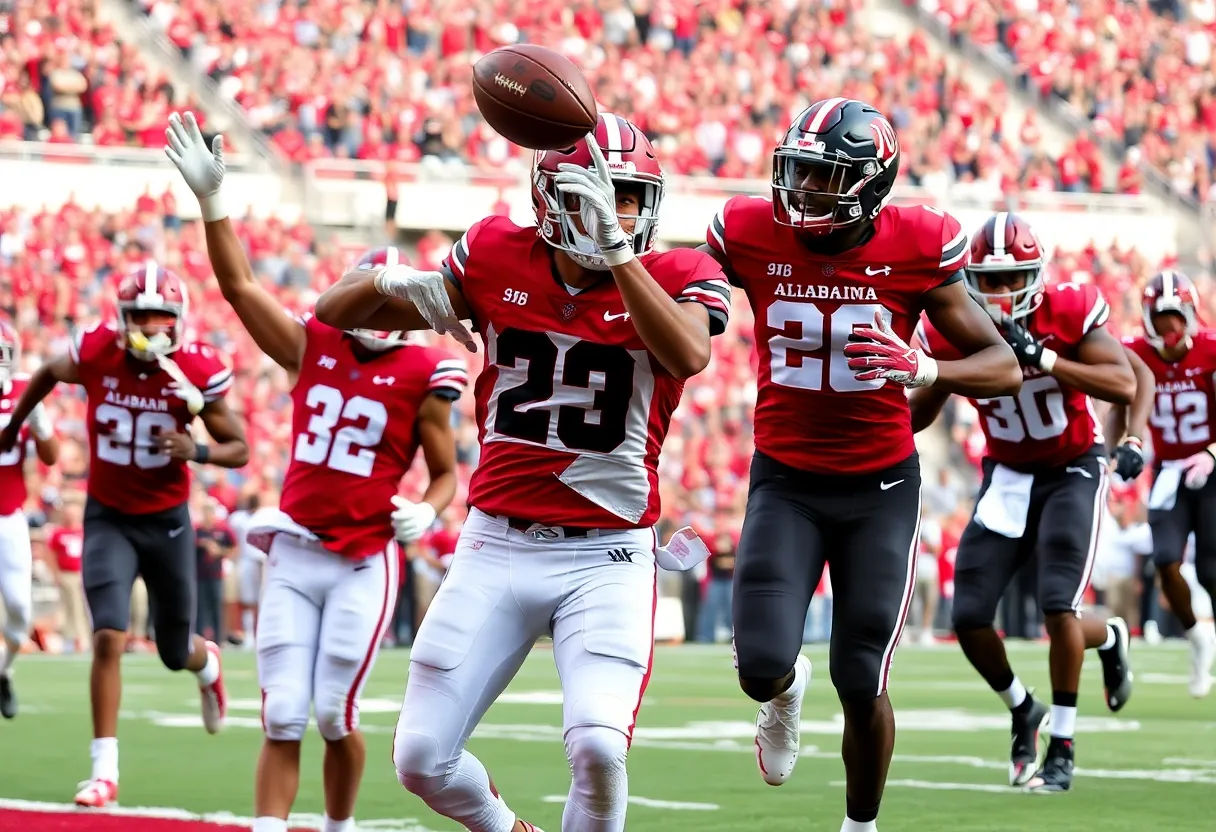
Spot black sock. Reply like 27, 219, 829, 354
846, 798, 879, 824
1052, 691, 1078, 708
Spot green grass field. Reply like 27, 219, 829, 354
2, 641, 1214, 831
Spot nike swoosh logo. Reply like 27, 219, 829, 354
168, 527, 184, 538
880, 479, 905, 490
865, 266, 891, 276
1065, 466, 1093, 478
603, 311, 630, 322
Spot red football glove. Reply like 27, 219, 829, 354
843, 310, 938, 388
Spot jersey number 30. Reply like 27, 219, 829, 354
294, 384, 388, 477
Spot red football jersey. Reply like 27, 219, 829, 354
919, 281, 1109, 471
0, 375, 33, 515
1124, 330, 1216, 461
279, 315, 468, 558
49, 525, 85, 572
445, 215, 730, 529
707, 197, 968, 474
70, 324, 233, 514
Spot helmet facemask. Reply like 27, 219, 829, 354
964, 262, 1045, 321
119, 306, 185, 361
1144, 299, 1198, 352
534, 164, 663, 271
772, 147, 891, 236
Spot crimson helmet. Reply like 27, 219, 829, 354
116, 261, 189, 360
964, 212, 1047, 320
347, 246, 408, 350
0, 318, 17, 385
1143, 270, 1200, 351
532, 113, 665, 271
772, 98, 900, 238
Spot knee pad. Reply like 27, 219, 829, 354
394, 730, 450, 795
314, 689, 353, 743
738, 675, 787, 703
262, 689, 310, 742
565, 726, 628, 817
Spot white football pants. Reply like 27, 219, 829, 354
393, 508, 658, 832
0, 510, 33, 648
256, 533, 399, 742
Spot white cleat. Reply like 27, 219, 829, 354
199, 640, 227, 734
754, 654, 811, 786
1188, 622, 1215, 699
74, 778, 118, 808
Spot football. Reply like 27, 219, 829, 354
471, 44, 598, 150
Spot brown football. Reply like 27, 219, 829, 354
471, 44, 598, 150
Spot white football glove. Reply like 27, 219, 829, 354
168, 380, 205, 416
1183, 449, 1216, 490
28, 402, 53, 441
373, 264, 478, 353
554, 135, 634, 267
391, 496, 437, 544
164, 110, 227, 222
654, 526, 712, 572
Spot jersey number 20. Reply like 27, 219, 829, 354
294, 384, 388, 477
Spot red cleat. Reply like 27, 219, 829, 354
199, 640, 227, 734
74, 778, 118, 808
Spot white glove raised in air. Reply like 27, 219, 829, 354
27, 402, 53, 441
391, 496, 437, 544
373, 263, 478, 353
654, 526, 712, 572
553, 134, 634, 267
164, 110, 227, 222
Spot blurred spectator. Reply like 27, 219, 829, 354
195, 499, 234, 643
696, 523, 735, 643
46, 490, 88, 653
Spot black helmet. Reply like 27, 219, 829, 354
772, 98, 900, 239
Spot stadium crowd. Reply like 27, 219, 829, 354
0, 191, 1208, 652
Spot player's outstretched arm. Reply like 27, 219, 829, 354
0, 353, 78, 453
314, 265, 477, 353
415, 394, 459, 516
177, 398, 250, 469
1009, 320, 1135, 405
922, 280, 1022, 397
164, 111, 306, 373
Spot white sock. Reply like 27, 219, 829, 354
1, 635, 19, 675
252, 819, 288, 832
774, 658, 808, 704
195, 647, 219, 687
998, 677, 1027, 710
842, 818, 878, 831
1050, 705, 1077, 739
323, 816, 355, 832
90, 737, 119, 783
1187, 621, 1216, 646
1099, 625, 1116, 651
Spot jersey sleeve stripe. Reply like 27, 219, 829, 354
707, 210, 727, 254
939, 230, 968, 269
678, 287, 731, 315
202, 369, 234, 399
681, 278, 731, 303
1083, 295, 1110, 333
676, 297, 729, 336
450, 233, 471, 280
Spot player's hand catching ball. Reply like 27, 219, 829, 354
164, 111, 227, 222
843, 310, 938, 388
161, 431, 197, 461
553, 134, 633, 267
1111, 436, 1145, 482
390, 496, 437, 543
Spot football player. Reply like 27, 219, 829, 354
165, 111, 467, 832
0, 318, 60, 718
1118, 270, 1216, 698
696, 99, 1022, 832
911, 211, 1145, 792
315, 114, 721, 832
0, 263, 249, 808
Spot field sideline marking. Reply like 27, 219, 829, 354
0, 799, 443, 832
831, 779, 1017, 795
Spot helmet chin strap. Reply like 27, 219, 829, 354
566, 222, 613, 272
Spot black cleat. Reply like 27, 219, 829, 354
1025, 737, 1075, 793
1009, 695, 1050, 786
0, 674, 16, 719
1098, 617, 1133, 712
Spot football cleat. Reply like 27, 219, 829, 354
1188, 622, 1215, 699
0, 674, 16, 719
754, 654, 812, 786
1009, 695, 1050, 787
74, 778, 118, 808
199, 640, 227, 734
1098, 617, 1133, 712
1025, 737, 1075, 793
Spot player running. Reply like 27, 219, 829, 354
698, 98, 1021, 832
165, 110, 467, 832
1118, 270, 1216, 698
0, 262, 248, 807
911, 212, 1146, 792
0, 318, 60, 719
316, 114, 719, 832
